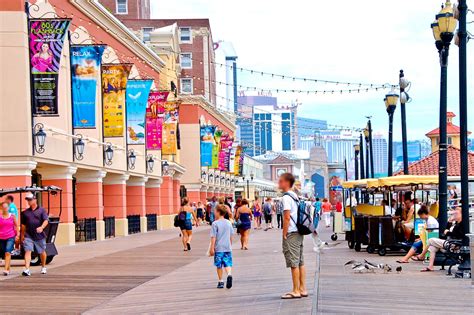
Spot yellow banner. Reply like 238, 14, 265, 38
162, 122, 177, 155
102, 64, 132, 137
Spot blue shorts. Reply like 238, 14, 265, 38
0, 237, 15, 254
23, 237, 46, 254
411, 240, 423, 252
214, 252, 232, 268
181, 220, 192, 231
313, 214, 320, 229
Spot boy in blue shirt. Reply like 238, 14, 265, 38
210, 205, 234, 289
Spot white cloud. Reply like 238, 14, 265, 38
151, 0, 474, 141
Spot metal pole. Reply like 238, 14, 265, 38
400, 70, 409, 174
246, 179, 250, 200
360, 134, 365, 180
388, 112, 394, 176
368, 120, 375, 178
365, 139, 370, 178
438, 40, 451, 232
458, 0, 470, 240
354, 148, 359, 203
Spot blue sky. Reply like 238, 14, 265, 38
152, 0, 474, 141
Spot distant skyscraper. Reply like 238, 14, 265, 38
214, 41, 237, 113
297, 117, 327, 151
372, 134, 388, 177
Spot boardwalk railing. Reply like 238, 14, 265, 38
104, 216, 115, 238
75, 218, 97, 242
127, 215, 141, 234
146, 214, 157, 231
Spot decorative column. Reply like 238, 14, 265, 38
103, 173, 129, 236
200, 187, 208, 204
75, 170, 107, 241
126, 176, 148, 233
0, 161, 36, 188
40, 166, 77, 246
172, 178, 181, 212
159, 175, 174, 228
146, 178, 162, 229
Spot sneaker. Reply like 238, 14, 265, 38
22, 269, 31, 276
226, 275, 233, 289
187, 243, 191, 251
3, 270, 10, 276
41, 267, 47, 275
217, 281, 225, 289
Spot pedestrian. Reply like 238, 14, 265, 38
263, 197, 273, 231
321, 198, 332, 228
0, 201, 19, 276
275, 199, 284, 229
196, 201, 205, 225
253, 198, 262, 229
209, 204, 234, 289
5, 195, 18, 218
210, 196, 218, 223
20, 192, 49, 276
279, 172, 307, 299
218, 197, 233, 220
179, 197, 197, 251
235, 199, 252, 250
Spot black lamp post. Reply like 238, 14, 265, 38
363, 127, 370, 178
385, 90, 399, 176
354, 144, 360, 203
244, 174, 254, 199
367, 119, 375, 178
431, 0, 457, 232
359, 133, 365, 180
399, 70, 411, 175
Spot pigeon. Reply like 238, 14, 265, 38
396, 266, 403, 273
344, 260, 393, 273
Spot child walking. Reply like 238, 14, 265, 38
210, 205, 234, 289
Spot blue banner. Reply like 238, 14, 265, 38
70, 45, 105, 128
126, 80, 153, 145
200, 125, 216, 167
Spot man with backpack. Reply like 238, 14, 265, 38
279, 172, 308, 300
263, 198, 273, 231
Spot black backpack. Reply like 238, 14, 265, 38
283, 193, 314, 235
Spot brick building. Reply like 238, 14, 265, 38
100, 0, 217, 105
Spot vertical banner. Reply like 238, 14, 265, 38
212, 129, 222, 168
228, 147, 237, 173
29, 19, 70, 116
102, 64, 132, 137
218, 134, 233, 171
126, 80, 153, 144
200, 125, 216, 167
146, 91, 169, 150
233, 146, 242, 176
70, 45, 105, 128
162, 101, 179, 155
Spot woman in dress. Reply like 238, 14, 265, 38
0, 201, 19, 275
180, 197, 197, 251
196, 201, 205, 225
31, 42, 53, 73
235, 199, 253, 250
253, 198, 262, 229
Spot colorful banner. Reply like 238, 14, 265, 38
200, 125, 216, 167
146, 91, 169, 150
211, 129, 222, 168
162, 101, 179, 155
228, 147, 237, 173
234, 146, 243, 176
102, 64, 132, 137
126, 80, 152, 144
219, 134, 234, 171
328, 168, 345, 206
29, 19, 70, 116
70, 45, 105, 128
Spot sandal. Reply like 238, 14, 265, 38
300, 292, 309, 297
411, 256, 423, 261
420, 267, 434, 272
281, 292, 301, 299
396, 260, 409, 264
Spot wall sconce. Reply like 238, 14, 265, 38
201, 170, 207, 182
162, 160, 170, 175
147, 154, 154, 172
127, 149, 136, 170
33, 123, 46, 154
104, 143, 114, 166
74, 135, 85, 160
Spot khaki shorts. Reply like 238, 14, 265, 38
282, 232, 304, 268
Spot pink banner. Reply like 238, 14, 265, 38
218, 134, 233, 171
146, 91, 169, 150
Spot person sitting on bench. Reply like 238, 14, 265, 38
420, 207, 464, 272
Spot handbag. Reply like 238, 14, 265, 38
235, 219, 242, 228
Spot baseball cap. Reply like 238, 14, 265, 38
25, 192, 36, 200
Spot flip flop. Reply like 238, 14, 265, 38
300, 292, 309, 297
420, 268, 434, 272
411, 256, 423, 261
396, 260, 409, 264
281, 293, 301, 299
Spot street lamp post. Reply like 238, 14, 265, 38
385, 89, 399, 176
399, 70, 411, 175
431, 0, 457, 231
354, 144, 360, 202
367, 119, 375, 178
244, 173, 254, 199
359, 134, 365, 180
363, 127, 370, 178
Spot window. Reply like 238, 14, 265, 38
282, 113, 290, 120
180, 78, 193, 94
142, 27, 153, 42
116, 0, 128, 14
448, 137, 452, 145
179, 27, 192, 43
180, 53, 192, 69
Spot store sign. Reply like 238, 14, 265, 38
145, 91, 169, 150
102, 64, 132, 137
29, 19, 70, 116
125, 80, 153, 145
70, 45, 105, 128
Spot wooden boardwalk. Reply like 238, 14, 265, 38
0, 223, 472, 314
